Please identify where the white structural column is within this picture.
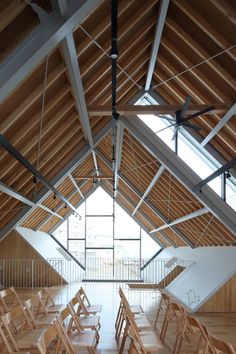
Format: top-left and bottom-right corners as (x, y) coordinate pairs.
(114, 121), (124, 197)
(0, 120), (112, 240)
(145, 0), (170, 91)
(0, 0), (102, 102)
(151, 207), (208, 233)
(132, 164), (165, 216)
(120, 115), (236, 236)
(0, 181), (63, 220)
(68, 173), (84, 199)
(61, 32), (99, 176)
(201, 103), (236, 146)
(95, 148), (195, 248)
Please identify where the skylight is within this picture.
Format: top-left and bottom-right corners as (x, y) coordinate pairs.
(136, 93), (236, 211)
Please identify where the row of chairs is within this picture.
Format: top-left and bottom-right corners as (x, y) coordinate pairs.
(115, 288), (235, 354)
(155, 291), (236, 354)
(115, 287), (163, 354)
(0, 286), (102, 353)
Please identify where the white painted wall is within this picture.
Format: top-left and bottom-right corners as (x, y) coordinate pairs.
(155, 246), (236, 312)
(16, 227), (84, 282)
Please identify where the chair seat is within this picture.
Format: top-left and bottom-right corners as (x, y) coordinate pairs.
(36, 313), (57, 327)
(130, 304), (143, 314)
(81, 304), (102, 314)
(135, 314), (151, 329)
(139, 330), (164, 351)
(46, 304), (65, 313)
(80, 315), (100, 328)
(15, 328), (46, 349)
(69, 330), (97, 348)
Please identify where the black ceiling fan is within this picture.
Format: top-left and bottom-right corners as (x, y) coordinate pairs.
(154, 96), (215, 141)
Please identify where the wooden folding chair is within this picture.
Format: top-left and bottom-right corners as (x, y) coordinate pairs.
(173, 315), (214, 354)
(35, 289), (64, 318)
(207, 334), (236, 354)
(37, 323), (60, 354)
(24, 297), (56, 328)
(68, 300), (100, 344)
(1, 304), (46, 352)
(0, 287), (22, 313)
(76, 287), (102, 315)
(154, 291), (171, 329)
(119, 294), (152, 353)
(116, 287), (144, 341)
(123, 303), (163, 354)
(54, 306), (97, 354)
(160, 302), (187, 343)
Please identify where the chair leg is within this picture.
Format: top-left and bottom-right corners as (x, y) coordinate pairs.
(119, 321), (129, 354)
(116, 315), (125, 340)
(154, 297), (163, 329)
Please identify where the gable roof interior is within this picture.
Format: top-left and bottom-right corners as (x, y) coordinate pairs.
(0, 0), (235, 247)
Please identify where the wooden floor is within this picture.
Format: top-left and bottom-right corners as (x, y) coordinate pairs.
(16, 283), (236, 353)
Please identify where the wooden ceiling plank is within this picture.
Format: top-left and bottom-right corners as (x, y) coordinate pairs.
(173, 0), (236, 62)
(121, 115), (236, 236)
(165, 18), (236, 90)
(95, 148), (195, 248)
(0, 0), (103, 103)
(201, 103), (236, 146)
(0, 0), (27, 33)
(88, 104), (228, 116)
(209, 0), (236, 26)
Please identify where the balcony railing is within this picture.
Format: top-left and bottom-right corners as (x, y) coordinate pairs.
(0, 258), (193, 288)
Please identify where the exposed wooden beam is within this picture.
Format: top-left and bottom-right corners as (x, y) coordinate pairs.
(145, 0), (170, 91)
(151, 208), (208, 233)
(68, 173), (84, 199)
(88, 104), (228, 116)
(74, 176), (112, 180)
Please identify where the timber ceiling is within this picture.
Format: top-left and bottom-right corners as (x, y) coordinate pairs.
(0, 0), (235, 248)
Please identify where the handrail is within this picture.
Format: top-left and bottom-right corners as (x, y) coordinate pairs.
(49, 233), (85, 270)
(141, 249), (163, 271)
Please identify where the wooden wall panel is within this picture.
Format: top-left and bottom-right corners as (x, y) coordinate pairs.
(0, 230), (66, 287)
(198, 274), (236, 313)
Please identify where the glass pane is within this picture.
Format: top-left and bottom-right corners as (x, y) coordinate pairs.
(114, 204), (140, 239)
(114, 240), (140, 259)
(52, 221), (67, 248)
(141, 230), (161, 260)
(68, 240), (85, 260)
(86, 216), (113, 247)
(86, 187), (113, 215)
(86, 249), (113, 280)
(226, 185), (236, 211)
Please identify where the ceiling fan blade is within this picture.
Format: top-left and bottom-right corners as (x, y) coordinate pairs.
(157, 114), (176, 122)
(182, 121), (201, 131)
(179, 96), (191, 120)
(183, 105), (215, 122)
(171, 126), (179, 141)
(154, 123), (176, 135)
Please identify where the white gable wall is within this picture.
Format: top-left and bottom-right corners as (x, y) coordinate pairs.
(156, 246), (236, 312)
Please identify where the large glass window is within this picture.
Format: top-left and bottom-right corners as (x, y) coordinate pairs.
(86, 216), (113, 248)
(136, 94), (236, 211)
